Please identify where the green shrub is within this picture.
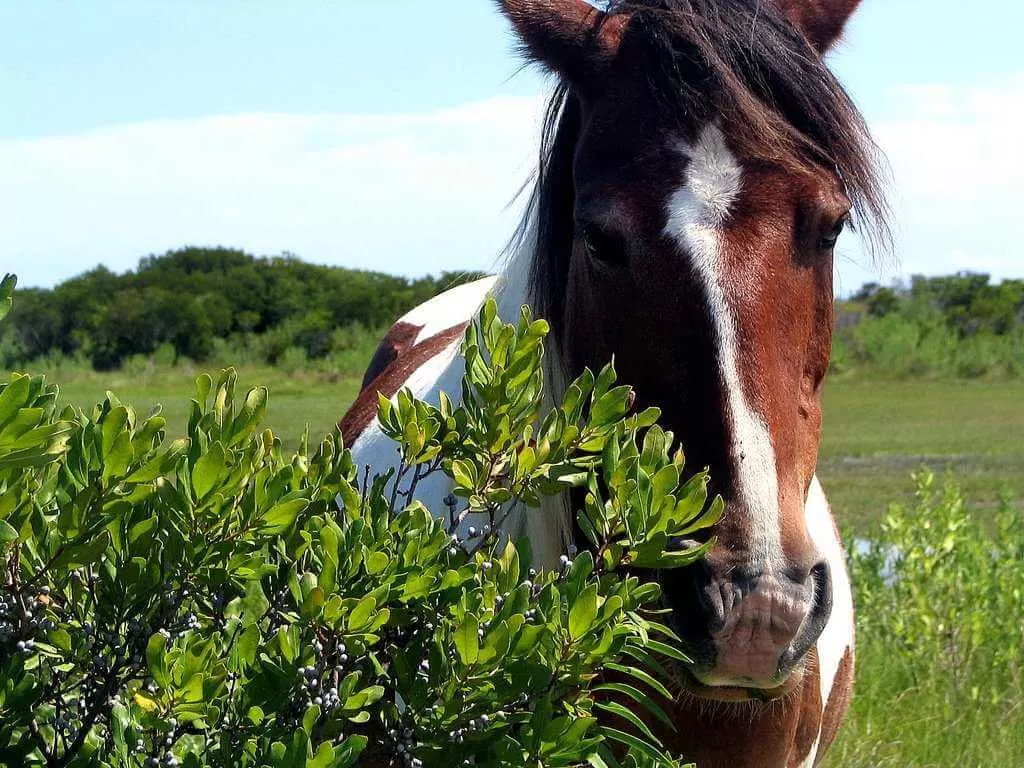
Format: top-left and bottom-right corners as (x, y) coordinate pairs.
(833, 273), (1024, 380)
(122, 355), (157, 380)
(153, 345), (178, 370)
(278, 347), (311, 376)
(0, 280), (719, 767)
(833, 472), (1024, 765)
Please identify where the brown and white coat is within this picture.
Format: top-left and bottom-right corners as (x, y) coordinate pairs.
(339, 1), (886, 764)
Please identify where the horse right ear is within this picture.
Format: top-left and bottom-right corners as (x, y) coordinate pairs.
(498, 0), (627, 88)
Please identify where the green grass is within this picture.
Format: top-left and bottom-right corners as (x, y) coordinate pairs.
(820, 377), (1024, 533)
(45, 363), (363, 452)
(39, 364), (1024, 536)
(826, 476), (1024, 766)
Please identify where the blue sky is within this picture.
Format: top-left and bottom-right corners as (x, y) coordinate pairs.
(2, 1), (1022, 293)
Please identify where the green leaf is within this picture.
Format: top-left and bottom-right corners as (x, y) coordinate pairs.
(591, 386), (633, 426)
(0, 519), (18, 543)
(128, 515), (158, 546)
(347, 596), (376, 631)
(230, 386), (269, 446)
(365, 551), (390, 576)
(225, 580), (270, 626)
(594, 683), (675, 732)
(0, 273), (15, 323)
(569, 584), (598, 641)
(455, 613), (480, 665)
(124, 438), (188, 483)
(192, 441), (226, 499)
(595, 700), (662, 744)
(598, 726), (665, 763)
(103, 430), (134, 482)
(604, 662), (674, 702)
(308, 742), (335, 768)
(0, 374), (30, 431)
(195, 374), (213, 410)
(260, 498), (308, 535)
(57, 530), (110, 568)
(146, 632), (169, 689)
(642, 638), (691, 664)
(302, 704), (321, 735)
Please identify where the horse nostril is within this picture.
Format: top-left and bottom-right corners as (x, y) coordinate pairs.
(779, 560), (834, 674)
(809, 561), (833, 619)
(701, 579), (726, 627)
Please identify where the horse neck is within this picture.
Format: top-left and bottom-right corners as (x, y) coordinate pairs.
(493, 214), (537, 323)
(490, 214), (573, 568)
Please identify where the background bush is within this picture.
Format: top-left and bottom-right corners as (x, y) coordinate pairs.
(832, 472), (1024, 765)
(3, 247), (1021, 380)
(0, 289), (721, 768)
(833, 272), (1024, 379)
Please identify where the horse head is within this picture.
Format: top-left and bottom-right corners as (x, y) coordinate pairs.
(498, 0), (887, 701)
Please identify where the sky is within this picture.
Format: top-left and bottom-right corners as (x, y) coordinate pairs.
(1, 0), (1022, 295)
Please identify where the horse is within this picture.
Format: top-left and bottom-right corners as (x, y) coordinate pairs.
(339, 1), (889, 765)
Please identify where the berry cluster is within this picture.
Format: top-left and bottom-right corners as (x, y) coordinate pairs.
(0, 583), (54, 647)
(138, 717), (180, 767)
(447, 710), (506, 745)
(275, 637), (356, 734)
(384, 725), (422, 768)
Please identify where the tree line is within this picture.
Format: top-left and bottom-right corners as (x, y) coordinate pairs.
(2, 247), (1021, 377)
(1, 248), (485, 370)
(834, 273), (1024, 378)
(844, 273), (1024, 337)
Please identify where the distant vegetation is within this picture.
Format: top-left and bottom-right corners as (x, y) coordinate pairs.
(2, 247), (1021, 379)
(833, 273), (1024, 378)
(0, 247), (485, 371)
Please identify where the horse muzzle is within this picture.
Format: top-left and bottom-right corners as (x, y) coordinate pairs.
(665, 557), (833, 699)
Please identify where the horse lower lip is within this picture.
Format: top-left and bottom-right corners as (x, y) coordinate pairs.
(682, 668), (801, 703)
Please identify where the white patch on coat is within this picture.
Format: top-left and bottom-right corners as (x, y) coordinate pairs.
(806, 475), (855, 695)
(805, 475), (855, 765)
(347, 230), (570, 570)
(797, 738), (821, 768)
(663, 123), (784, 566)
(399, 276), (498, 344)
(494, 217), (575, 566)
(349, 334), (505, 544)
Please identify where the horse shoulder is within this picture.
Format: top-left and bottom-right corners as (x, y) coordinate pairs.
(340, 276), (497, 449)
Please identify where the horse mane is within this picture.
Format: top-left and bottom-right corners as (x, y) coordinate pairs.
(508, 0), (891, 342)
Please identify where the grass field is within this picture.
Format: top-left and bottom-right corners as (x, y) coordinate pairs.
(820, 376), (1024, 533)
(47, 363), (364, 451)
(39, 362), (1024, 536)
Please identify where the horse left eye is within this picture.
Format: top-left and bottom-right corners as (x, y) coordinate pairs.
(581, 224), (628, 268)
(820, 217), (847, 250)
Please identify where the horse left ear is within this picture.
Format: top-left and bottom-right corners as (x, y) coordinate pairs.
(774, 0), (863, 53)
(497, 0), (627, 88)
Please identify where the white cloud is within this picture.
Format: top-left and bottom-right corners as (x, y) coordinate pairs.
(2, 77), (1022, 293)
(0, 95), (548, 287)
(857, 74), (1024, 285)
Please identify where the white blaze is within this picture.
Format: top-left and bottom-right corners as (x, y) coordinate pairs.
(663, 123), (784, 565)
